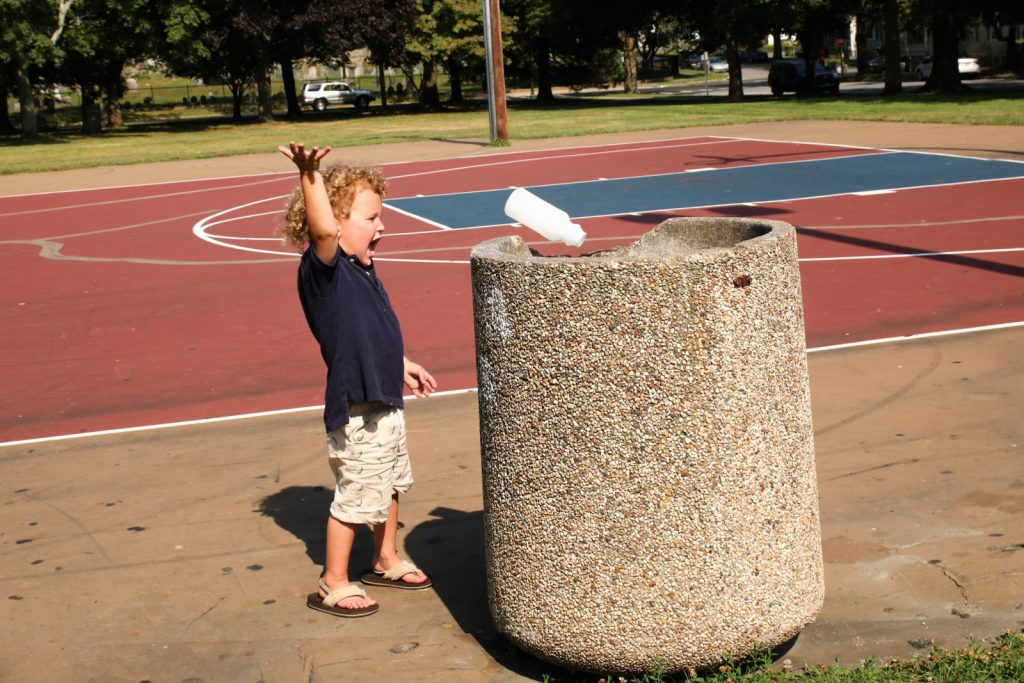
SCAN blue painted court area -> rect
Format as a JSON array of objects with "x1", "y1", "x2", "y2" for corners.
[{"x1": 385, "y1": 152, "x2": 1024, "y2": 229}]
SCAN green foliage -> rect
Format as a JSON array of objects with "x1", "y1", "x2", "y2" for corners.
[
  {"x1": 0, "y1": 0, "x2": 63, "y2": 66},
  {"x1": 1, "y1": 86, "x2": 1021, "y2": 174},
  {"x1": 406, "y1": 0, "x2": 485, "y2": 67},
  {"x1": 544, "y1": 630, "x2": 1024, "y2": 682}
]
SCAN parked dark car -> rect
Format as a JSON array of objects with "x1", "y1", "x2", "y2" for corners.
[
  {"x1": 768, "y1": 59, "x2": 841, "y2": 95},
  {"x1": 740, "y1": 49, "x2": 769, "y2": 63},
  {"x1": 685, "y1": 52, "x2": 705, "y2": 69}
]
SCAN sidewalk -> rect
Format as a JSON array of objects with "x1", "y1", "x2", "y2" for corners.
[
  {"x1": 2, "y1": 326, "x2": 1022, "y2": 681},
  {"x1": 2, "y1": 120, "x2": 1022, "y2": 196}
]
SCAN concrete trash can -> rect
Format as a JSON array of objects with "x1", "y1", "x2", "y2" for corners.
[{"x1": 470, "y1": 217, "x2": 823, "y2": 673}]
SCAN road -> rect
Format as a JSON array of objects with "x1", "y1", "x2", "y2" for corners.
[{"x1": 604, "y1": 64, "x2": 1024, "y2": 98}]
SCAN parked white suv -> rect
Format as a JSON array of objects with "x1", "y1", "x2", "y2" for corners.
[{"x1": 302, "y1": 82, "x2": 375, "y2": 110}]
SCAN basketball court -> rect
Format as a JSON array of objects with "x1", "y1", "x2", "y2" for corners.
[{"x1": 1, "y1": 122, "x2": 1022, "y2": 681}]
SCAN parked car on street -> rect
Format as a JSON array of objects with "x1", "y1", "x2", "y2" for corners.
[
  {"x1": 768, "y1": 59, "x2": 841, "y2": 95},
  {"x1": 740, "y1": 49, "x2": 769, "y2": 63},
  {"x1": 913, "y1": 57, "x2": 980, "y2": 80},
  {"x1": 685, "y1": 52, "x2": 705, "y2": 69},
  {"x1": 866, "y1": 54, "x2": 910, "y2": 73},
  {"x1": 302, "y1": 82, "x2": 375, "y2": 111},
  {"x1": 708, "y1": 58, "x2": 730, "y2": 73}
]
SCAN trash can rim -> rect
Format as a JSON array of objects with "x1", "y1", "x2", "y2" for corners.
[{"x1": 471, "y1": 216, "x2": 795, "y2": 265}]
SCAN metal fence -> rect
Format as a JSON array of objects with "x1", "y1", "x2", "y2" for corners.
[{"x1": 7, "y1": 75, "x2": 413, "y2": 114}]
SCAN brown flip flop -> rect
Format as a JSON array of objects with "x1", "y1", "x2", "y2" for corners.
[
  {"x1": 306, "y1": 580, "x2": 379, "y2": 618},
  {"x1": 360, "y1": 560, "x2": 433, "y2": 590}
]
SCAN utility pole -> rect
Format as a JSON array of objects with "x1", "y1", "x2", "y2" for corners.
[{"x1": 482, "y1": 0, "x2": 508, "y2": 143}]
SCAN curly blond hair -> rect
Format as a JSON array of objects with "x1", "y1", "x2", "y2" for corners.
[{"x1": 281, "y1": 163, "x2": 388, "y2": 249}]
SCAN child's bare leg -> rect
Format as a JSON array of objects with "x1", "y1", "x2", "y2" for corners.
[
  {"x1": 372, "y1": 493, "x2": 428, "y2": 585},
  {"x1": 323, "y1": 515, "x2": 378, "y2": 607}
]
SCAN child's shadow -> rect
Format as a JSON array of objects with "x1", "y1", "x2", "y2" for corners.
[{"x1": 257, "y1": 487, "x2": 580, "y2": 681}]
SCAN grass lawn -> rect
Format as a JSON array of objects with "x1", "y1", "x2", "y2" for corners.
[
  {"x1": 547, "y1": 630, "x2": 1024, "y2": 682},
  {"x1": 1, "y1": 88, "x2": 1022, "y2": 175}
]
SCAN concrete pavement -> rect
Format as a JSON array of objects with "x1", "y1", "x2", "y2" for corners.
[{"x1": 2, "y1": 327, "x2": 1023, "y2": 681}]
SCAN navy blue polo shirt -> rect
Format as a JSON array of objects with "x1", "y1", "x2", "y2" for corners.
[{"x1": 297, "y1": 244, "x2": 404, "y2": 432}]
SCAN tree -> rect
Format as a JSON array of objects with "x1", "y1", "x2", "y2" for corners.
[
  {"x1": 0, "y1": 0, "x2": 74, "y2": 139},
  {"x1": 347, "y1": 0, "x2": 417, "y2": 108},
  {"x1": 162, "y1": 0, "x2": 262, "y2": 119},
  {"x1": 503, "y1": 0, "x2": 640, "y2": 99},
  {"x1": 881, "y1": 0, "x2": 902, "y2": 94},
  {"x1": 911, "y1": 0, "x2": 970, "y2": 91},
  {"x1": 678, "y1": 0, "x2": 773, "y2": 100},
  {"x1": 980, "y1": 0, "x2": 1020, "y2": 71},
  {"x1": 405, "y1": 0, "x2": 486, "y2": 107},
  {"x1": 788, "y1": 0, "x2": 856, "y2": 94},
  {"x1": 56, "y1": 0, "x2": 161, "y2": 131}
]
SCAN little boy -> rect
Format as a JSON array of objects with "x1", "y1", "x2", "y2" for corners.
[{"x1": 279, "y1": 141, "x2": 436, "y2": 618}]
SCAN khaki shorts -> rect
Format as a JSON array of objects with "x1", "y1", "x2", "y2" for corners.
[{"x1": 326, "y1": 402, "x2": 412, "y2": 525}]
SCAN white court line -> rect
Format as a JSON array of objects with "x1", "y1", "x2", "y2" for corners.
[
  {"x1": 725, "y1": 135, "x2": 1024, "y2": 165},
  {"x1": 3, "y1": 320, "x2": 1023, "y2": 450},
  {"x1": 0, "y1": 134, "x2": 746, "y2": 201},
  {"x1": 385, "y1": 138, "x2": 749, "y2": 186},
  {"x1": 197, "y1": 138, "x2": 1019, "y2": 255},
  {"x1": 386, "y1": 149, "x2": 893, "y2": 201},
  {"x1": 0, "y1": 176, "x2": 292, "y2": 218},
  {"x1": 193, "y1": 138, "x2": 753, "y2": 253},
  {"x1": 192, "y1": 196, "x2": 296, "y2": 256},
  {"x1": 0, "y1": 389, "x2": 477, "y2": 449},
  {"x1": 383, "y1": 202, "x2": 453, "y2": 230},
  {"x1": 0, "y1": 170, "x2": 294, "y2": 200},
  {"x1": 806, "y1": 321, "x2": 1024, "y2": 352},
  {"x1": 413, "y1": 171, "x2": 1024, "y2": 234},
  {"x1": 452, "y1": 134, "x2": 744, "y2": 160},
  {"x1": 801, "y1": 247, "x2": 1024, "y2": 263},
  {"x1": 376, "y1": 257, "x2": 471, "y2": 264}
]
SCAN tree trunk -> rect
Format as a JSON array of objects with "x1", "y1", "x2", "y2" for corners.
[
  {"x1": 882, "y1": 0, "x2": 902, "y2": 94},
  {"x1": 535, "y1": 44, "x2": 553, "y2": 102},
  {"x1": 420, "y1": 60, "x2": 440, "y2": 108},
  {"x1": 1006, "y1": 22, "x2": 1020, "y2": 70},
  {"x1": 280, "y1": 56, "x2": 300, "y2": 117},
  {"x1": 102, "y1": 61, "x2": 126, "y2": 128},
  {"x1": 15, "y1": 53, "x2": 38, "y2": 140},
  {"x1": 925, "y1": 0, "x2": 962, "y2": 91},
  {"x1": 447, "y1": 60, "x2": 463, "y2": 103},
  {"x1": 622, "y1": 32, "x2": 638, "y2": 94},
  {"x1": 772, "y1": 28, "x2": 783, "y2": 60},
  {"x1": 377, "y1": 63, "x2": 388, "y2": 108},
  {"x1": 231, "y1": 79, "x2": 244, "y2": 119},
  {"x1": 855, "y1": 15, "x2": 869, "y2": 75},
  {"x1": 799, "y1": 29, "x2": 823, "y2": 95},
  {"x1": 0, "y1": 83, "x2": 12, "y2": 132},
  {"x1": 256, "y1": 58, "x2": 273, "y2": 121},
  {"x1": 80, "y1": 85, "x2": 102, "y2": 135},
  {"x1": 726, "y1": 38, "x2": 744, "y2": 101},
  {"x1": 104, "y1": 98, "x2": 122, "y2": 128}
]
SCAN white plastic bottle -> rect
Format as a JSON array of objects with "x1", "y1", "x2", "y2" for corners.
[{"x1": 503, "y1": 188, "x2": 587, "y2": 247}]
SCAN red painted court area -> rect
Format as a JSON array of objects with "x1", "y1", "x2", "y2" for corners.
[{"x1": 1, "y1": 136, "x2": 1022, "y2": 443}]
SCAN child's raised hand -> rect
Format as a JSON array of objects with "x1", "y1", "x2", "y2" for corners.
[{"x1": 278, "y1": 141, "x2": 331, "y2": 174}]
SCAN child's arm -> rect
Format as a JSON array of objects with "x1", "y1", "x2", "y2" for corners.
[
  {"x1": 403, "y1": 357, "x2": 437, "y2": 398},
  {"x1": 278, "y1": 141, "x2": 339, "y2": 263}
]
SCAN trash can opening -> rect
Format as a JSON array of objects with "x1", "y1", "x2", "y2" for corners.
[{"x1": 617, "y1": 218, "x2": 774, "y2": 258}]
